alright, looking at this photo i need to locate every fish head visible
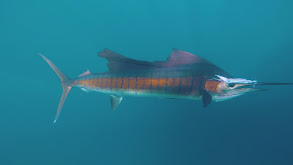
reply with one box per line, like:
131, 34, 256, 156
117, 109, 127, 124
211, 75, 261, 101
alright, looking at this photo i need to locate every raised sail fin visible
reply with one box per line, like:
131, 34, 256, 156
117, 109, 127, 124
98, 49, 163, 71
110, 95, 123, 110
98, 49, 213, 71
98, 49, 231, 78
167, 49, 231, 78
166, 49, 212, 66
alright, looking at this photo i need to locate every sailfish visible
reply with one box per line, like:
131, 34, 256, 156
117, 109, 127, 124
40, 49, 293, 123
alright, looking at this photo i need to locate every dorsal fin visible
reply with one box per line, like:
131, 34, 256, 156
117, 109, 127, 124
98, 49, 163, 71
166, 49, 231, 78
166, 49, 212, 66
78, 69, 91, 77
98, 49, 231, 78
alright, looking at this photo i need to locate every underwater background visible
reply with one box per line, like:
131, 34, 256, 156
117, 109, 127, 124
1, 0, 293, 164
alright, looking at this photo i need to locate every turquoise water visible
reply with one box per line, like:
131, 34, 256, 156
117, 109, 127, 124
1, 0, 293, 164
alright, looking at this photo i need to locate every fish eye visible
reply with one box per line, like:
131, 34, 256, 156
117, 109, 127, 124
228, 83, 236, 87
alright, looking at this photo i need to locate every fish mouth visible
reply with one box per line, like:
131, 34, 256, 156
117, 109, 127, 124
230, 83, 256, 89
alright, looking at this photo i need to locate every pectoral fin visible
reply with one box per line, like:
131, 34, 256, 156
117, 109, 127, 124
110, 95, 123, 110
202, 90, 212, 107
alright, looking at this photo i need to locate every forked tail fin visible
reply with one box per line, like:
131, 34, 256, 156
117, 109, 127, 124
39, 54, 71, 123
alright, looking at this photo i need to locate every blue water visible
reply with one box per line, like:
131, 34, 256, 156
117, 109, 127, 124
1, 0, 293, 164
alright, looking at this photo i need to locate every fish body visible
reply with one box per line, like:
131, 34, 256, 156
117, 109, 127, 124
40, 49, 293, 123
68, 71, 220, 100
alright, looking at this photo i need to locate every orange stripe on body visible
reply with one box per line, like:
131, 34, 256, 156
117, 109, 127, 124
79, 80, 83, 86
73, 76, 217, 97
89, 79, 93, 88
85, 80, 90, 87
122, 78, 129, 89
167, 78, 173, 87
105, 78, 111, 89
96, 78, 102, 88
129, 77, 136, 90
144, 78, 151, 89
151, 78, 158, 88
137, 77, 144, 90
116, 78, 122, 89
111, 78, 117, 89
79, 80, 88, 86
158, 78, 167, 87
93, 79, 98, 88
101, 78, 106, 89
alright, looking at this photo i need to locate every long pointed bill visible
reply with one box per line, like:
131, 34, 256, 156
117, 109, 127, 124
215, 75, 293, 87
256, 82, 293, 86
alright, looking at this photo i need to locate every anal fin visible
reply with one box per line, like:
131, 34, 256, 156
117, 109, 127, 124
110, 95, 123, 110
